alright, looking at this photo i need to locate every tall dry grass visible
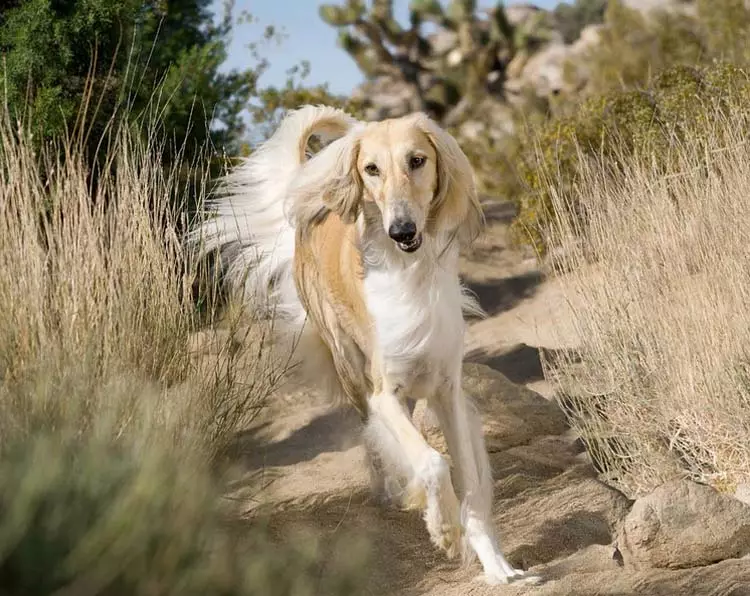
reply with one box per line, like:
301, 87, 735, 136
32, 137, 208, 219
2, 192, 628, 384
0, 106, 369, 593
543, 107, 750, 498
0, 107, 278, 451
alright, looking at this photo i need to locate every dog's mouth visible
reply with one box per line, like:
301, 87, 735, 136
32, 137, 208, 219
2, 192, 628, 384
397, 233, 423, 253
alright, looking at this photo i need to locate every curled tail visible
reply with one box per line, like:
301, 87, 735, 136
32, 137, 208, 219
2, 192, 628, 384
189, 105, 359, 323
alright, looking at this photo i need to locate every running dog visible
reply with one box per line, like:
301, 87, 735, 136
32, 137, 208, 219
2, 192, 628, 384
192, 105, 536, 585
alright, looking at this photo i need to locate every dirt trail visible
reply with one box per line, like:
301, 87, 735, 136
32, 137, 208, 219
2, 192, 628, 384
228, 201, 750, 595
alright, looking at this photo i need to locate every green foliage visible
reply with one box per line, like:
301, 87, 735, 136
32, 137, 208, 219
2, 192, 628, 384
502, 0, 750, 255
564, 0, 750, 102
511, 63, 750, 255
0, 0, 257, 160
552, 0, 607, 44
696, 0, 750, 64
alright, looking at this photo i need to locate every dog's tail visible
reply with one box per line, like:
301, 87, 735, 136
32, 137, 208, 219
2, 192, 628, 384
189, 105, 358, 323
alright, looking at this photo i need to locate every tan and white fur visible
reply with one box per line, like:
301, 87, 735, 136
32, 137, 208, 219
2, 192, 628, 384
192, 105, 536, 585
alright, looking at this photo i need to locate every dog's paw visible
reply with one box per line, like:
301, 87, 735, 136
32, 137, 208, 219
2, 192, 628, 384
474, 569, 544, 586
431, 522, 463, 559
423, 491, 462, 559
401, 480, 427, 511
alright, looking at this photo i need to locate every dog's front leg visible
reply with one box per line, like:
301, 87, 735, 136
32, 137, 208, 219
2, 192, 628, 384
364, 383, 462, 558
431, 372, 541, 585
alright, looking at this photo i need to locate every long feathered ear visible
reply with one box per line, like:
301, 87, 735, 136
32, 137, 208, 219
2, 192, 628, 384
322, 132, 362, 223
289, 130, 363, 235
413, 113, 484, 246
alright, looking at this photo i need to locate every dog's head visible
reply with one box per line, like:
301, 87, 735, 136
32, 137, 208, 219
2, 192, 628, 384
306, 112, 483, 253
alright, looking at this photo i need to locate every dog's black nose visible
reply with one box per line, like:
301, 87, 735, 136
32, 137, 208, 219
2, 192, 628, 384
388, 220, 417, 243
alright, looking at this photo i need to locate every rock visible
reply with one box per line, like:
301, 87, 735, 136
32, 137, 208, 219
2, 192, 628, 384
504, 3, 546, 28
621, 0, 697, 16
426, 29, 458, 56
351, 76, 420, 121
510, 23, 603, 102
618, 479, 750, 569
457, 98, 515, 143
735, 483, 750, 507
516, 42, 569, 98
462, 362, 568, 451
501, 464, 632, 568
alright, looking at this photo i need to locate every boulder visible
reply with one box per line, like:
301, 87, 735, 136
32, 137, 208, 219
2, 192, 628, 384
515, 42, 570, 98
502, 465, 632, 568
504, 3, 546, 28
618, 479, 750, 569
457, 98, 516, 142
622, 0, 697, 16
351, 76, 420, 121
426, 29, 458, 57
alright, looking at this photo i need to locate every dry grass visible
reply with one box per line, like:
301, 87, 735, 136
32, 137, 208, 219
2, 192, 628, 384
543, 107, 750, 498
0, 106, 369, 593
0, 104, 283, 452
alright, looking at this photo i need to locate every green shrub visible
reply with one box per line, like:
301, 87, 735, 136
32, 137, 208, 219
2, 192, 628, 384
511, 63, 750, 255
696, 0, 750, 65
485, 0, 750, 255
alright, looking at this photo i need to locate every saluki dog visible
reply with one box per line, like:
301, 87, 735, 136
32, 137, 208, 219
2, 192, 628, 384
192, 105, 536, 585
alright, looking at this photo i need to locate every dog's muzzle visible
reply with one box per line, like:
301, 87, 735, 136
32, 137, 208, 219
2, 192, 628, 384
388, 220, 423, 253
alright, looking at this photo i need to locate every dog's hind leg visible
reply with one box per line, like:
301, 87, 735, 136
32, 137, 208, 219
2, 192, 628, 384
430, 372, 541, 585
363, 384, 462, 559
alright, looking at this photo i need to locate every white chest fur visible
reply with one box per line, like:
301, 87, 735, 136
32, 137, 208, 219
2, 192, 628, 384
363, 244, 466, 384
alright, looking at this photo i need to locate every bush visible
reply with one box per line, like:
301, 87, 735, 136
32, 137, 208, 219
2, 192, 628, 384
542, 98, 750, 498
0, 431, 370, 596
509, 63, 750, 255
567, 0, 707, 100
0, 0, 256, 161
492, 0, 750, 255
0, 106, 279, 453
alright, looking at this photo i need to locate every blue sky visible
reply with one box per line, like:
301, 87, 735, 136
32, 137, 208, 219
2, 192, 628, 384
218, 1, 566, 95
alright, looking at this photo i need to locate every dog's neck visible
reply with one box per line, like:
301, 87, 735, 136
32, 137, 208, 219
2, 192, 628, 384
357, 203, 460, 276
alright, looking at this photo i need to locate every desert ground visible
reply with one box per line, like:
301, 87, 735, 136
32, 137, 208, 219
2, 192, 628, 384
225, 199, 750, 596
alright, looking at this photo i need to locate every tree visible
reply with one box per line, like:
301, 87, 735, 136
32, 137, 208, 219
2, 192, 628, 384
318, 0, 556, 126
0, 0, 258, 161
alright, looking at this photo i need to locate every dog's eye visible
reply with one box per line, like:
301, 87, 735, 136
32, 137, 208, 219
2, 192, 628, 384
409, 155, 426, 170
364, 163, 379, 176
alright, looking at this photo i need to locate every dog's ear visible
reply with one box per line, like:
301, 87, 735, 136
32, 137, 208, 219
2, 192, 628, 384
290, 132, 363, 234
322, 133, 362, 224
413, 114, 484, 245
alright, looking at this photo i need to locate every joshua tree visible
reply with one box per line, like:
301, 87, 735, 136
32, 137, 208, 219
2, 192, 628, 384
319, 0, 554, 124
